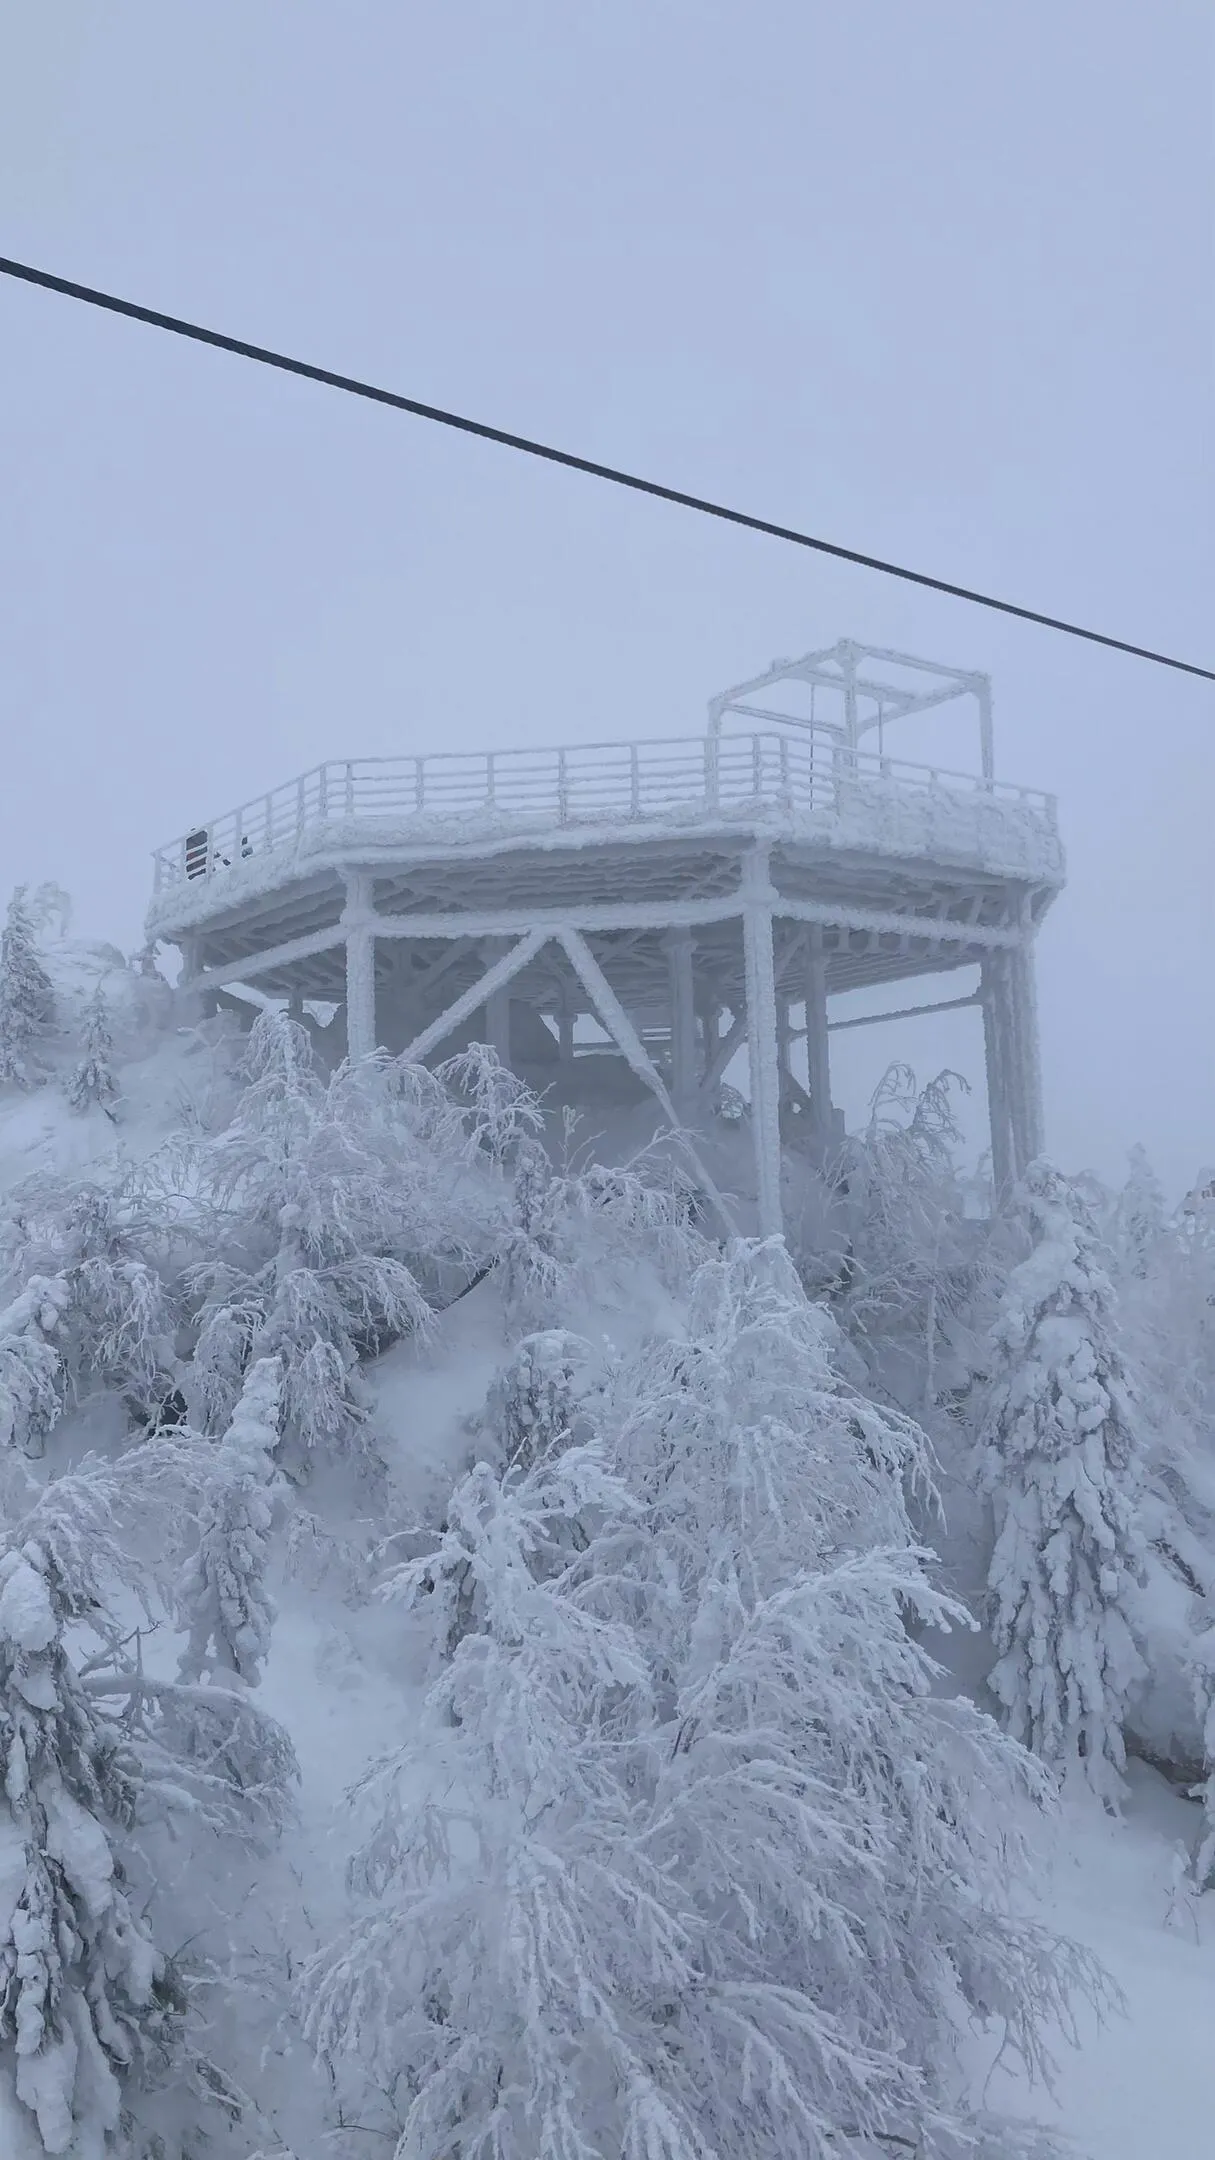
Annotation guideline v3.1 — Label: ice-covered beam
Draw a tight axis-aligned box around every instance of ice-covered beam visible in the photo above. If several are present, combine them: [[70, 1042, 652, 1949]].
[[803, 925, 833, 1146], [482, 939, 513, 1065], [981, 932, 1045, 1191], [702, 1008, 748, 1097], [666, 929, 698, 1117], [776, 895, 1019, 951], [981, 956, 1014, 1198], [741, 847, 784, 1240], [343, 874, 377, 1061], [186, 885, 1023, 1007]]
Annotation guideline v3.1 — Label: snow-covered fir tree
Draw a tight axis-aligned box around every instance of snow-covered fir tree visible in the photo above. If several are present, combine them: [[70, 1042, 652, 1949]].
[[483, 1327, 594, 1472], [307, 1240, 1101, 2159], [0, 1276, 70, 1458], [178, 1356, 283, 1686], [501, 1131, 704, 1334], [1109, 1143, 1167, 1282], [980, 1159, 1147, 1800], [66, 988, 118, 1120], [0, 890, 53, 1090], [188, 1013, 479, 1465], [0, 1431, 300, 2158], [822, 1064, 996, 1411], [390, 1335, 596, 1671], [434, 1041, 545, 1167], [1, 1172, 178, 1434], [0, 1460, 184, 2155]]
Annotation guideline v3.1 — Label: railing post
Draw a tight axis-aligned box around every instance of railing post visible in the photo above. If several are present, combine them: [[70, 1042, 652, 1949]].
[[417, 758, 426, 812], [751, 734, 762, 799], [778, 733, 791, 809], [557, 747, 569, 823], [344, 763, 355, 816], [629, 743, 641, 818], [842, 639, 859, 754], [485, 751, 496, 809], [318, 765, 329, 819]]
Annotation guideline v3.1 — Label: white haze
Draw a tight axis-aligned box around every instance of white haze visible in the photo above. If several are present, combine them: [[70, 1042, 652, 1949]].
[[0, 1, 1211, 1194]]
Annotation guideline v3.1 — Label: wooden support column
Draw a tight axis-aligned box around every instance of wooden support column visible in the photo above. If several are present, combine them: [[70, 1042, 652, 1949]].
[[701, 1005, 746, 1097], [803, 925, 833, 1147], [176, 934, 206, 1024], [980, 955, 1014, 1200], [343, 872, 376, 1061], [777, 999, 794, 1098], [1008, 929, 1046, 1173], [666, 929, 698, 1119], [741, 845, 784, 1239], [483, 940, 513, 1066]]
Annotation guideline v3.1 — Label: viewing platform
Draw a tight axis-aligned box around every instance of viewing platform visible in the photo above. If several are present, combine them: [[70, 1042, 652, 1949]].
[[148, 641, 1064, 1233]]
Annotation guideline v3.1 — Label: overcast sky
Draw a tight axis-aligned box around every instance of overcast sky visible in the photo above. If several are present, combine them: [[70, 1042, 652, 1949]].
[[1, 3, 1211, 1192]]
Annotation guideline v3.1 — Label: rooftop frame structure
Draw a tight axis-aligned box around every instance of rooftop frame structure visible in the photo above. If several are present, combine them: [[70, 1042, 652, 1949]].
[[147, 640, 1064, 1234], [709, 637, 994, 775]]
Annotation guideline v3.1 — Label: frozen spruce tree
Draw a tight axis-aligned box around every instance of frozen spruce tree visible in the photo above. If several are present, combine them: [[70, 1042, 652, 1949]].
[[501, 1131, 705, 1334], [66, 986, 119, 1120], [396, 1336, 597, 1672], [0, 1462, 184, 2155], [483, 1328, 594, 1472], [0, 888, 53, 1089], [0, 1274, 70, 1457], [178, 1356, 282, 1686], [980, 1159, 1147, 1800], [189, 1012, 477, 1465], [306, 1240, 1101, 2160], [1, 1171, 178, 1433], [1109, 1141, 1166, 1283]]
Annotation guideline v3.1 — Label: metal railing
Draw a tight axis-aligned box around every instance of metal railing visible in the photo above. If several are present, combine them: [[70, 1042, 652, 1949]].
[[150, 727, 1058, 895]]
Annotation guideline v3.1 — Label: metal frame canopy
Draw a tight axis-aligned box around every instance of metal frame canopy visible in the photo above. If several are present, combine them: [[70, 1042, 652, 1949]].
[[707, 639, 995, 781]]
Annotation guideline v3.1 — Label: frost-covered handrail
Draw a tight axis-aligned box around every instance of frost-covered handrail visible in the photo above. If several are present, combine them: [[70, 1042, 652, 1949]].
[[150, 726, 1058, 894]]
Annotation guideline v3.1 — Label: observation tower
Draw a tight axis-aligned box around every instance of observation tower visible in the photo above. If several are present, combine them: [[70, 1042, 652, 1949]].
[[146, 639, 1064, 1235]]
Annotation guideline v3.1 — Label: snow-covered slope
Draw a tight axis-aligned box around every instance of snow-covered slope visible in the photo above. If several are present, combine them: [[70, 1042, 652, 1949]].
[[986, 1765, 1215, 2154], [0, 904, 1211, 2159], [0, 918, 229, 1191]]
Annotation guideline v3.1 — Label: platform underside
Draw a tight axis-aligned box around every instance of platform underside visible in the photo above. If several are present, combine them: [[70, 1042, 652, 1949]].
[[146, 661, 1060, 1223], [159, 818, 1059, 1058]]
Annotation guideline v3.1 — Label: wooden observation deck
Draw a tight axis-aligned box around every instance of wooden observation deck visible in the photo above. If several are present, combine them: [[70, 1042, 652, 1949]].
[[147, 641, 1064, 1233]]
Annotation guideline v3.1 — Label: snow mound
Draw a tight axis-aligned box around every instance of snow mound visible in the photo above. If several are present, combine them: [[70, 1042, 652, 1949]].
[[985, 1765, 1215, 2156]]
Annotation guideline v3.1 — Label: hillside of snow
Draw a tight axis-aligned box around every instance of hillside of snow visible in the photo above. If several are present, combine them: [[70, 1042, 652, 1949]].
[[0, 895, 1211, 2159]]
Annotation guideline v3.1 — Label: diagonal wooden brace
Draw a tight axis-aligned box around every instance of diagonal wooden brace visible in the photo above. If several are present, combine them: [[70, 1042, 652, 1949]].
[[401, 930, 549, 1064], [557, 928, 737, 1236]]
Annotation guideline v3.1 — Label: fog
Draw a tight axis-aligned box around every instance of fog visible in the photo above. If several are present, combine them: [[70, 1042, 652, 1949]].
[[1, 1, 1210, 1194]]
